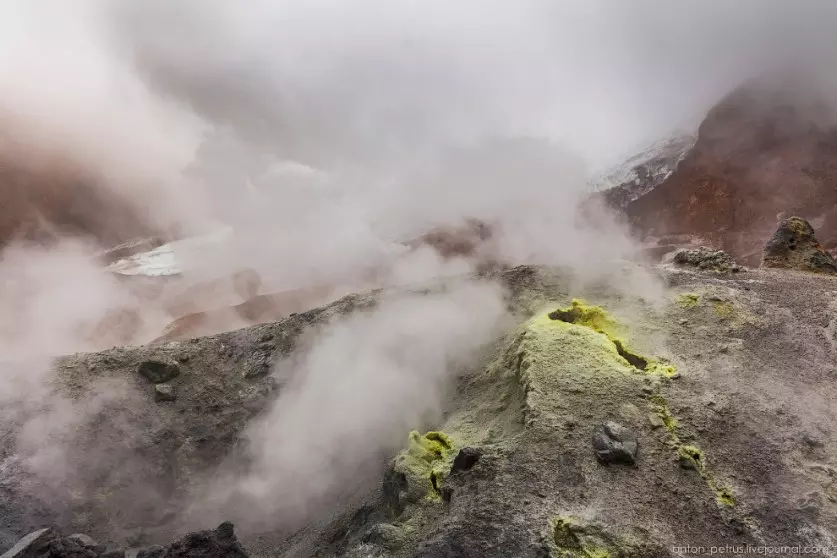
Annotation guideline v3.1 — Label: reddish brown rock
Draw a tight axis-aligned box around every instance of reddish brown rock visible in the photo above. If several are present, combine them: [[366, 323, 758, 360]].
[[615, 75, 837, 266]]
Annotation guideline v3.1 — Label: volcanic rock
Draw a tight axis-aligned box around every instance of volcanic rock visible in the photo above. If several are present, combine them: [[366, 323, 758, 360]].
[[67, 534, 98, 550], [673, 247, 743, 273], [137, 360, 180, 384], [761, 217, 837, 273], [7, 265, 837, 557], [610, 74, 837, 266], [1, 528, 53, 558], [592, 422, 638, 465], [1, 528, 99, 558], [153, 384, 177, 402], [154, 522, 248, 558]]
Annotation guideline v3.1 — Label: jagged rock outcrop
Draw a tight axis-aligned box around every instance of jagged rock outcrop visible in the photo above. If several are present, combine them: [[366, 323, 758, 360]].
[[1, 523, 248, 558], [672, 247, 744, 273], [761, 216, 837, 273], [592, 421, 639, 465], [607, 74, 837, 266]]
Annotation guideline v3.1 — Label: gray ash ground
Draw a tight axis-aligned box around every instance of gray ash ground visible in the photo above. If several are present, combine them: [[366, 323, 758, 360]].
[[3, 262, 837, 557]]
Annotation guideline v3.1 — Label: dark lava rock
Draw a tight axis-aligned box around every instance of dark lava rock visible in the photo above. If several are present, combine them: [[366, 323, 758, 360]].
[[761, 217, 837, 273], [159, 521, 248, 558], [154, 384, 177, 402], [592, 422, 638, 465], [451, 447, 482, 473], [137, 360, 180, 384], [3, 523, 248, 558], [673, 246, 743, 273], [1, 528, 53, 557], [1, 528, 99, 558], [136, 545, 165, 558], [382, 468, 409, 516]]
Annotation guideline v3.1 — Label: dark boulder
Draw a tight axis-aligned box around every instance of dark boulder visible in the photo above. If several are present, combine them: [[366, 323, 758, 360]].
[[137, 360, 180, 384], [592, 422, 638, 465], [156, 522, 248, 558], [761, 216, 837, 273], [0, 528, 98, 558]]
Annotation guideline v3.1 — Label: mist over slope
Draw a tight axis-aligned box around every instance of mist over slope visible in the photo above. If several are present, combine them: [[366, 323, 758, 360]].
[[2, 1, 837, 557]]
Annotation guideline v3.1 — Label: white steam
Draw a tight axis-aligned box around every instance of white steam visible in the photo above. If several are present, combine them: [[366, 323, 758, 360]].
[[197, 281, 508, 532], [0, 0, 836, 545]]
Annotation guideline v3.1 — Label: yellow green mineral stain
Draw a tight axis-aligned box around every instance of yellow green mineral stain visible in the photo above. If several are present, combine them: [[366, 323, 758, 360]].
[[677, 293, 700, 308], [544, 299, 676, 378]]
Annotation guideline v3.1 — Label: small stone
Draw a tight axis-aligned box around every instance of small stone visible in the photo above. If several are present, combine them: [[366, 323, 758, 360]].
[[678, 318, 689, 325], [648, 413, 665, 429], [154, 384, 177, 402], [451, 447, 482, 473], [592, 421, 638, 465], [101, 551, 126, 558], [68, 533, 98, 548], [137, 359, 180, 384]]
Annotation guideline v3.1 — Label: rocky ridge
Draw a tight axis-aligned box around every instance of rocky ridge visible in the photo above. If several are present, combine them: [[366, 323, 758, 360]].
[[3, 224, 837, 556], [601, 75, 837, 267]]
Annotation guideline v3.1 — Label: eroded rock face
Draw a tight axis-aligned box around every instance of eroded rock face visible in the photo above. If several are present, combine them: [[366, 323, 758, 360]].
[[1, 523, 248, 558], [137, 522, 248, 558], [0, 528, 99, 558], [609, 74, 837, 266], [761, 217, 837, 273], [673, 247, 744, 273]]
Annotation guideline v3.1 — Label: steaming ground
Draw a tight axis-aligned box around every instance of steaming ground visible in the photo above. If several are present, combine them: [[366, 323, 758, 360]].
[[2, 263, 837, 556], [4, 1, 837, 556]]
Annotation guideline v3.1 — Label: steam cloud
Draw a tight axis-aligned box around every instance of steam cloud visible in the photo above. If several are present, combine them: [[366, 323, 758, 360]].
[[194, 280, 510, 533], [2, 0, 837, 544]]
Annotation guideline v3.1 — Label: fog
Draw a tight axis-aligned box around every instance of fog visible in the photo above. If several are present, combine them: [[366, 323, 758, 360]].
[[1, 0, 837, 545]]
